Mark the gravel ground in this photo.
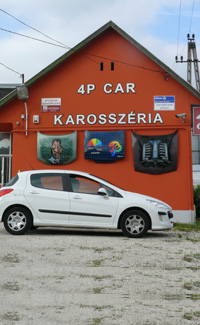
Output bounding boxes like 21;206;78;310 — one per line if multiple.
0;224;200;325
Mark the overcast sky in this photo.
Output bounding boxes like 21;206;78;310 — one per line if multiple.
0;0;200;88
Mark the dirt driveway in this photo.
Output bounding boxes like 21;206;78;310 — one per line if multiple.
0;224;200;325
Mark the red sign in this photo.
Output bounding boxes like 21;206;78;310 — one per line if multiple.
193;107;200;135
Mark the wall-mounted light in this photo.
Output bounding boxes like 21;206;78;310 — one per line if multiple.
16;84;29;136
175;113;186;123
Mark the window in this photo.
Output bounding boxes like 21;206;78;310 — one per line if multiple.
0;132;12;186
69;175;118;197
192;133;200;164
31;173;64;191
6;174;19;186
70;176;100;194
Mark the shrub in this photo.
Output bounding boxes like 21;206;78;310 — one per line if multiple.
194;185;200;218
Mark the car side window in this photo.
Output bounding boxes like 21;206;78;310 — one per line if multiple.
69;175;118;197
31;173;64;191
69;176;100;194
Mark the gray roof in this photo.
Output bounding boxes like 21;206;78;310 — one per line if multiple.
0;84;20;100
1;21;200;107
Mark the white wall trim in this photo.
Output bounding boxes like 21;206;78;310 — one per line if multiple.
172;210;195;224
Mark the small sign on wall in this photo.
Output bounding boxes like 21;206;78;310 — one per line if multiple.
41;98;61;112
154;96;175;111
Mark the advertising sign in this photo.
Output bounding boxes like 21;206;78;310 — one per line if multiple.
41;98;61;112
154;96;175;111
193;107;200;135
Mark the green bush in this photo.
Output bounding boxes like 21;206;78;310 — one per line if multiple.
194;185;200;218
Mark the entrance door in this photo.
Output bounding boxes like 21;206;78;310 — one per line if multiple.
0;156;12;187
0;132;12;187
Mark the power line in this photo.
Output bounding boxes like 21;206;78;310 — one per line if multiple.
0;9;167;79
0;27;68;49
0;8;70;49
0;27;163;74
0;62;21;76
189;0;195;33
177;0;182;57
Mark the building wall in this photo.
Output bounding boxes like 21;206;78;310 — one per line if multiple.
1;29;200;222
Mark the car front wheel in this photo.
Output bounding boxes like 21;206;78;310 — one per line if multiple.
120;210;150;238
4;207;32;235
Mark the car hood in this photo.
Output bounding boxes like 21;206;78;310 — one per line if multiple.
123;190;172;210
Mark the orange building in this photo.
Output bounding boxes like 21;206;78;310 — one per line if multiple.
1;21;200;223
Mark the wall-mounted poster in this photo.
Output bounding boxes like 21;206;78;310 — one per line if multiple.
132;130;178;174
84;130;125;162
37;131;77;165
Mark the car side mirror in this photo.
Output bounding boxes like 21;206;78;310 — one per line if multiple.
98;188;108;196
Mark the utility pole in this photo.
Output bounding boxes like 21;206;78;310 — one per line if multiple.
175;34;200;91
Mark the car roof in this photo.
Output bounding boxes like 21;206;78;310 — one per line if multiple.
18;170;91;176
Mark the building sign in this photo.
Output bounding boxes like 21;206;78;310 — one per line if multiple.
193;107;200;135
41;98;61;112
53;111;164;126
154;96;175;111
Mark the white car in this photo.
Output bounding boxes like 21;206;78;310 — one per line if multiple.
0;170;173;238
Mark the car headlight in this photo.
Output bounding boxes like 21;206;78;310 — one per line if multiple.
146;199;169;209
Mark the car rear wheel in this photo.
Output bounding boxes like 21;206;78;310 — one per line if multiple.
121;210;150;238
4;207;32;235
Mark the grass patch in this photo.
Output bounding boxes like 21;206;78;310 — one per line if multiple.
183;255;192;262
194;282;200;287
92;259;103;267
93;287;102;294
2;254;20;264
92;317;104;324
186;294;200;300
2;281;20;292
174;221;200;232
2;312;20;321
184;283;193;290
184;313;192;320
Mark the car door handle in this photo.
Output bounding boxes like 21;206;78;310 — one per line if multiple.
72;195;82;199
30;190;39;194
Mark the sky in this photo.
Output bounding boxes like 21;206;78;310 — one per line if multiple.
0;0;200;88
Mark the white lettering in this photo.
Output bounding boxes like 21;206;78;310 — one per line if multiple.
87;114;97;125
53;111;164;126
104;83;112;94
153;113;163;124
87;84;95;94
65;115;75;125
76;115;85;125
148;113;152;124
128;111;136;124
99;114;107;125
197;123;200;130
108;113;117;124
118;114;126;124
114;83;125;94
54;115;63;125
137;113;147;124
126;83;136;93
77;84;85;95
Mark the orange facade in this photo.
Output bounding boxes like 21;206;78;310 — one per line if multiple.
1;22;200;223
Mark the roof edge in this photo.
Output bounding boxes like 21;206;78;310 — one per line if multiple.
1;20;200;107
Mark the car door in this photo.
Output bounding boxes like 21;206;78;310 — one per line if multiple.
24;172;70;224
68;174;119;226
